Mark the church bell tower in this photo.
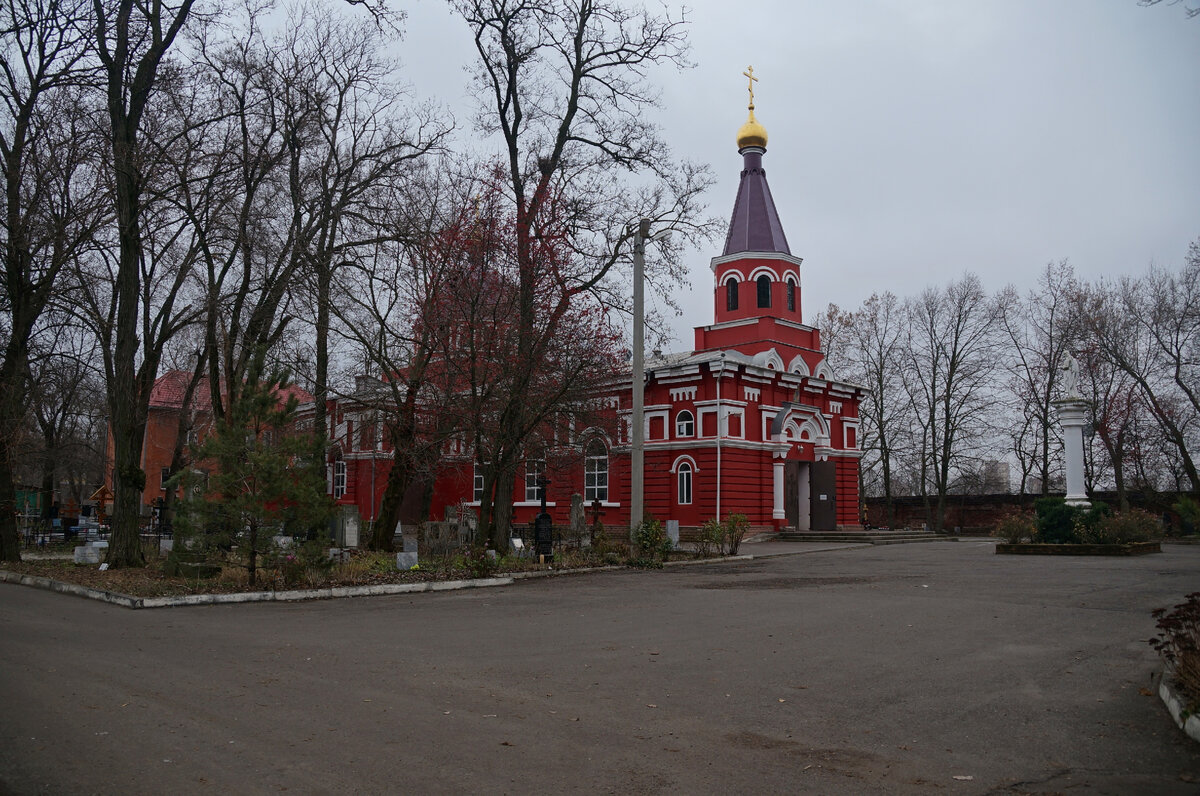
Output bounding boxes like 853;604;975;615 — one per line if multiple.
712;66;804;326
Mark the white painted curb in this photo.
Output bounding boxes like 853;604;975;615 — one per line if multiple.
1;569;513;609
1159;669;1200;744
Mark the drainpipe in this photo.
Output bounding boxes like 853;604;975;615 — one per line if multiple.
715;352;725;520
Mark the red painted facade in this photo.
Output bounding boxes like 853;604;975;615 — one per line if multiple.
328;134;865;536
122;121;865;537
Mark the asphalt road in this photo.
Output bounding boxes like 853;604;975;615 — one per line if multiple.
2;540;1198;795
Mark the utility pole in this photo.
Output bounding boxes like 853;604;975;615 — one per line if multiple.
630;218;670;544
631;219;649;541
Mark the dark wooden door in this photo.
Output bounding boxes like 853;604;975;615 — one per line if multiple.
811;461;837;531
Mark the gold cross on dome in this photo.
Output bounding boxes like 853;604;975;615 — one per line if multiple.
743;65;758;108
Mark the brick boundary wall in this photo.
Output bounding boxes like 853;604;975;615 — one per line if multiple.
864;491;1194;535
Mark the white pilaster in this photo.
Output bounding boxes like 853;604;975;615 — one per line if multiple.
772;459;785;520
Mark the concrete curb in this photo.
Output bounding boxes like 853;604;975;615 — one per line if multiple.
665;554;753;567
0;571;141;608
740;544;872;559
0;542;867;609
1159;669;1200;744
0;569;513;609
509;565;625;579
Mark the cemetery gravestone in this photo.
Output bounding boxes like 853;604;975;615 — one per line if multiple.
396;530;419;570
569;494;586;546
534;512;554;560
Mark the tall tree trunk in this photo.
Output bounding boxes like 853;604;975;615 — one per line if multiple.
0;446;21;562
490;463;516;551
369;453;405;553
314;268;330;472
0;352;27;561
106;111;149;568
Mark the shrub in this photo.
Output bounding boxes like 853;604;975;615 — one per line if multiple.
1080;509;1160;544
1174;496;1200;536
723;513;749;556
1033;498;1109;544
462;545;498;578
632;518;671;561
1034;497;1080;543
1150;593;1200;712
696;519;723;557
992;509;1035;544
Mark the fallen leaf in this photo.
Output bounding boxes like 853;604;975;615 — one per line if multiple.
953;775;973;781
647;704;657;708
778;698;786;703
1139;688;1153;697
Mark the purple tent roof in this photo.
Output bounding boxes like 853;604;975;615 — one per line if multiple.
721;148;791;257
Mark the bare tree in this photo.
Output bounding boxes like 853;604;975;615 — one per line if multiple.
1073;246;1200;495
997;260;1077;495
273;5;448;465
901;274;1000;532
91;0;199;567
816;292;907;525
25;321;103;524
329;164;472;552
453;0;717;547
1138;0;1199;20
0;0;105;561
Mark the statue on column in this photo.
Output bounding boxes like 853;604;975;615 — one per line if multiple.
1060;352;1080;399
1054;351;1090;506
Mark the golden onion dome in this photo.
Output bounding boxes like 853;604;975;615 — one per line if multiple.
736;107;768;150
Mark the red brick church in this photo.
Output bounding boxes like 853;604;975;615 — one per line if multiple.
327;82;865;535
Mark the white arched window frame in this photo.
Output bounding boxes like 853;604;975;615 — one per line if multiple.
747;265;781;282
675;410;695;438
677;462;693;505
584;439;608;502
787;354;810;376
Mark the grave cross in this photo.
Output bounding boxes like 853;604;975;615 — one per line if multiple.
589;499;606;525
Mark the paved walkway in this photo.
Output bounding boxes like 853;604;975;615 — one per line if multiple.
2;540;1197;794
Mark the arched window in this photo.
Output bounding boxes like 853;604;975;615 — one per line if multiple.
675;410;695;438
786;278;796;312
725;277;739;311
677;462;693;505
757;274;772;308
584;439;608;502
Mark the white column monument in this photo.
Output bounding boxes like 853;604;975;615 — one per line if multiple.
1053;353;1091;507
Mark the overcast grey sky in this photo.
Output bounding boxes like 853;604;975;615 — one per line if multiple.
399;0;1199;350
